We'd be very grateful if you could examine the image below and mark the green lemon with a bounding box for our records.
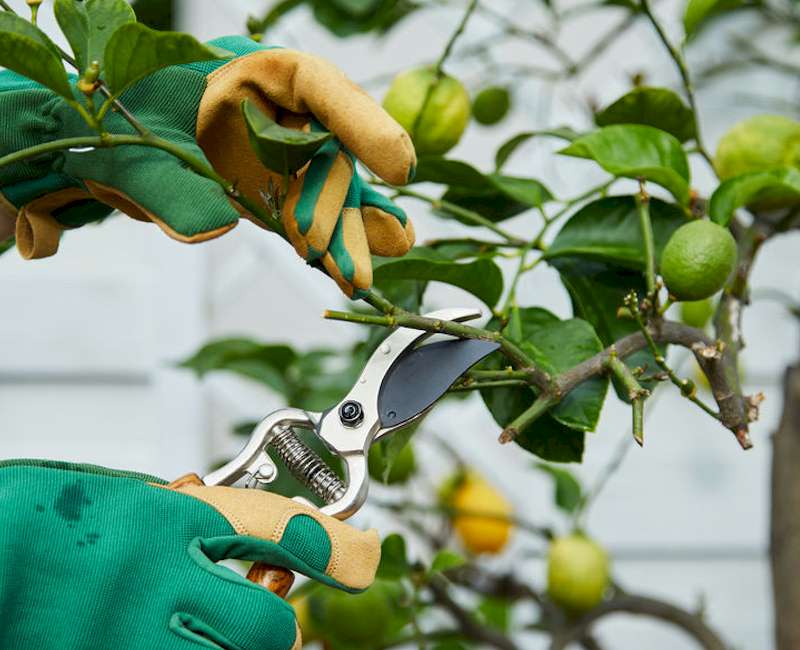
[680,297,715,329]
[368,442,417,485]
[309,580,401,647]
[715,115,800,209]
[383,67,471,155]
[660,220,737,301]
[547,534,610,613]
[472,86,511,125]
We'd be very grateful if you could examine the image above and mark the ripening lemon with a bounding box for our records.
[660,220,737,301]
[547,533,610,613]
[288,594,318,643]
[308,581,400,647]
[383,67,471,155]
[472,86,511,125]
[715,115,800,209]
[449,472,513,554]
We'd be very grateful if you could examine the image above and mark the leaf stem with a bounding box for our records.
[605,349,650,446]
[434,0,480,76]
[625,292,720,419]
[636,180,657,298]
[323,307,553,391]
[639,0,714,169]
[498,393,559,444]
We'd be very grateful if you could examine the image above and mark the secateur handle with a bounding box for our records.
[166,473,295,598]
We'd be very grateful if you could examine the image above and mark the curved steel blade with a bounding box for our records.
[377,338,499,429]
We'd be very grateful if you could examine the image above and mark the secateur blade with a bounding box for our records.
[377,338,500,430]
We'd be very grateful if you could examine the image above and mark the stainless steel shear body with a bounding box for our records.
[203,307,499,520]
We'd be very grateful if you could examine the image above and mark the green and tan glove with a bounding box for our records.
[0,460,380,649]
[0,36,416,297]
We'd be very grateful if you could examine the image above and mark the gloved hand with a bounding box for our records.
[0,35,416,297]
[0,459,380,649]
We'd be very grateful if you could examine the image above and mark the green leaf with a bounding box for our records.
[247,0,304,34]
[130,0,175,31]
[479,308,607,463]
[0,237,14,257]
[414,157,553,222]
[559,125,691,205]
[476,597,512,632]
[550,256,663,400]
[430,549,466,574]
[331,0,384,15]
[241,98,333,176]
[373,247,504,308]
[377,534,409,580]
[517,312,607,432]
[683,0,750,38]
[495,128,579,170]
[0,13,72,99]
[310,0,417,36]
[54,0,135,72]
[545,196,686,269]
[595,87,696,143]
[535,463,582,513]
[412,157,487,186]
[178,339,297,394]
[709,167,800,225]
[104,23,229,95]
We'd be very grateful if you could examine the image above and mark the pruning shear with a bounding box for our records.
[202,307,499,520]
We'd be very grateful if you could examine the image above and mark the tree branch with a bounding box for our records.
[549,593,728,650]
[428,576,520,650]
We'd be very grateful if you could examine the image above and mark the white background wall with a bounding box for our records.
[1,0,798,647]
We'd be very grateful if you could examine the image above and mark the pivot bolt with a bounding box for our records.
[339,400,364,427]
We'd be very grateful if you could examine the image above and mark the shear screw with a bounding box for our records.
[339,400,364,427]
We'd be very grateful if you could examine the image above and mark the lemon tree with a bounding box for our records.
[3,0,792,647]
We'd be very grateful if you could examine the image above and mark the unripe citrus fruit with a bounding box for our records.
[547,533,610,613]
[368,442,416,485]
[472,86,511,125]
[288,593,319,642]
[660,220,737,301]
[715,115,800,209]
[680,297,715,329]
[309,581,400,647]
[383,67,471,155]
[449,472,513,554]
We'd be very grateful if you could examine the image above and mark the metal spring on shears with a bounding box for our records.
[269,426,346,504]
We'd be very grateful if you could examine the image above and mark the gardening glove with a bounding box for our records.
[0,459,380,650]
[0,35,416,297]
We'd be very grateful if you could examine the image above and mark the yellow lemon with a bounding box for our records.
[450,472,513,554]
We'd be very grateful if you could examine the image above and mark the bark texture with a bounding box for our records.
[771,362,800,650]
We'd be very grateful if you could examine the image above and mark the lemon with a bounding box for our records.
[383,67,471,155]
[309,581,400,647]
[547,533,610,613]
[660,220,737,301]
[472,86,511,125]
[680,297,715,329]
[715,115,800,209]
[449,472,513,554]
[368,441,416,485]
